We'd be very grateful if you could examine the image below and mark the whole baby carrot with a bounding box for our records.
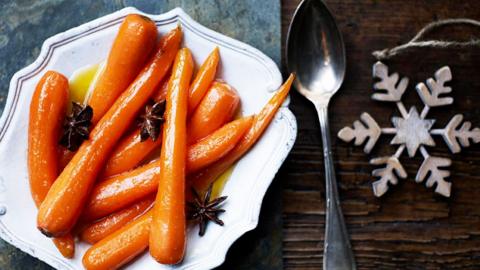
[188,47,220,113]
[82,115,254,221]
[82,210,153,270]
[28,71,75,258]
[28,71,68,207]
[188,81,239,144]
[191,74,295,191]
[37,27,182,237]
[88,14,158,123]
[149,48,193,264]
[80,196,154,244]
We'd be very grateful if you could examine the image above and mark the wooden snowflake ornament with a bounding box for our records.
[338,62,480,197]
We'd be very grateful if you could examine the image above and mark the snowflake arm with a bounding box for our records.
[416,66,453,108]
[372,62,409,102]
[337,112,381,153]
[416,155,452,197]
[370,153,407,197]
[431,114,480,153]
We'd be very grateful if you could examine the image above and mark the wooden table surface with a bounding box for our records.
[280,0,480,269]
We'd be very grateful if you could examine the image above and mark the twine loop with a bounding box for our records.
[372,18,480,60]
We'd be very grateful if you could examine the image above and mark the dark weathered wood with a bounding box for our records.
[281,0,480,269]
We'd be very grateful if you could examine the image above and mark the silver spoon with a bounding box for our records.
[286,0,356,269]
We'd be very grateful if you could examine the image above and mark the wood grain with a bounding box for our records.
[281,0,480,269]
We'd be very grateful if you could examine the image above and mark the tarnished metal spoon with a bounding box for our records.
[286,0,356,269]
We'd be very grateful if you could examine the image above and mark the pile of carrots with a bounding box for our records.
[27,14,294,269]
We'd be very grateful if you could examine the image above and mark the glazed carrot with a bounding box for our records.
[188,81,239,144]
[83,210,153,270]
[37,27,182,237]
[28,71,75,258]
[187,116,253,172]
[83,115,254,221]
[88,14,158,123]
[188,47,220,113]
[28,71,68,207]
[150,48,193,264]
[191,74,295,191]
[81,196,154,244]
[82,161,159,221]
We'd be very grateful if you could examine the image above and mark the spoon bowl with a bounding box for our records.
[286,0,356,269]
[286,0,346,103]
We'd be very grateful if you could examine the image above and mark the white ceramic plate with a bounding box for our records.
[0,7,296,270]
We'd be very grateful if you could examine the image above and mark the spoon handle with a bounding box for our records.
[315,104,356,270]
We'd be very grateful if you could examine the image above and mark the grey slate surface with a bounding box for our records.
[0,0,282,269]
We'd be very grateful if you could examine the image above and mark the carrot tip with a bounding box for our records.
[62,252,74,259]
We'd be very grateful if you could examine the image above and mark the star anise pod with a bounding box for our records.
[187,184,227,236]
[139,99,166,142]
[59,102,93,151]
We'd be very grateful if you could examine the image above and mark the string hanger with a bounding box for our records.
[372,18,480,61]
